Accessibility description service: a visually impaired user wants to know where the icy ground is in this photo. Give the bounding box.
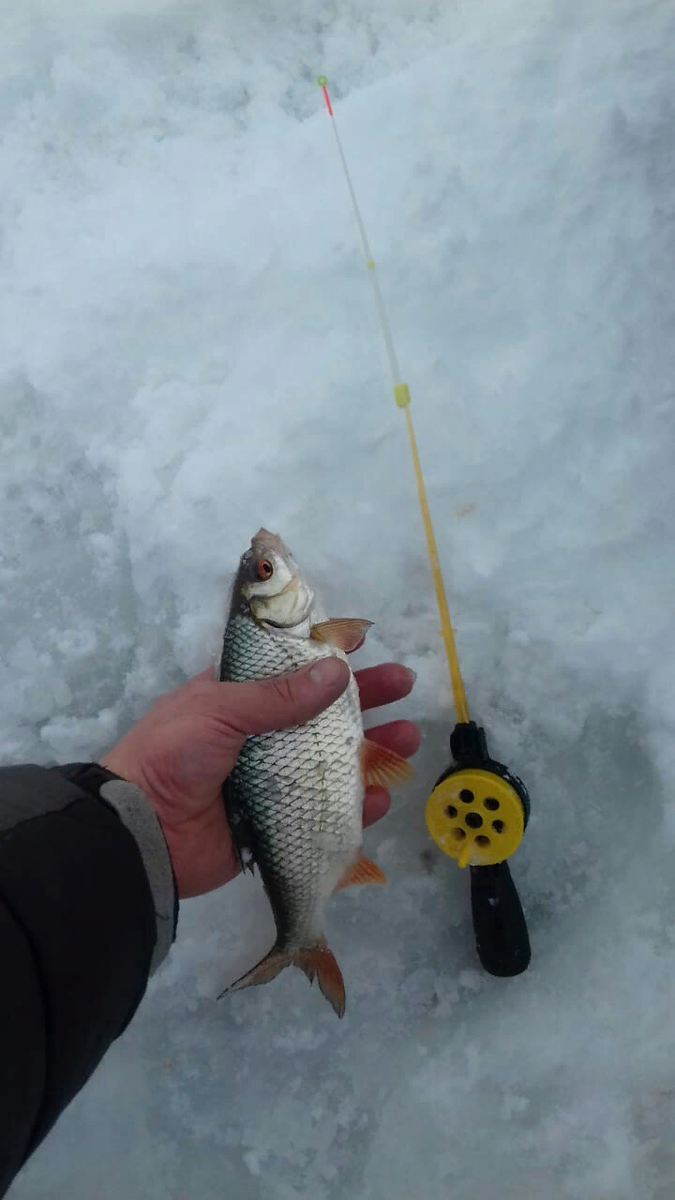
[2,0,675,1196]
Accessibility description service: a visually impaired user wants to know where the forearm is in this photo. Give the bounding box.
[0,763,177,1197]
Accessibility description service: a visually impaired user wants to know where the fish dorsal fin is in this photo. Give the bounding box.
[310,618,373,653]
[335,852,387,891]
[361,739,414,788]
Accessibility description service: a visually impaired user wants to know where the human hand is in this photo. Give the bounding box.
[100,658,419,899]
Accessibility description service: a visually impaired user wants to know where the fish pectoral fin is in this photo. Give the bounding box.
[219,941,346,1019]
[310,618,373,653]
[240,847,256,874]
[335,852,387,890]
[221,777,256,874]
[361,738,415,788]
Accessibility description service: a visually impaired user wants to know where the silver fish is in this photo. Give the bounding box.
[218,528,411,1017]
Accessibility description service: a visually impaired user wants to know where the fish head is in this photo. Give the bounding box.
[236,528,315,628]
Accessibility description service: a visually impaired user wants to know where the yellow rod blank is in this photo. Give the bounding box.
[402,402,470,723]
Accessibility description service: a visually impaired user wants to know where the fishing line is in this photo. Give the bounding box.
[317,76,469,726]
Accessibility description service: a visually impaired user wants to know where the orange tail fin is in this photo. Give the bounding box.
[295,944,346,1017]
[219,941,346,1018]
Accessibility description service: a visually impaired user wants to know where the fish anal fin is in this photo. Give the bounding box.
[310,618,373,653]
[361,738,414,788]
[336,852,387,890]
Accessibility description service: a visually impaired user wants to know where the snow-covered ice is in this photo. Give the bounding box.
[2,0,675,1196]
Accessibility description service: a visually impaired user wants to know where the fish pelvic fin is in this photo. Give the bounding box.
[219,939,346,1019]
[335,851,387,890]
[361,737,414,788]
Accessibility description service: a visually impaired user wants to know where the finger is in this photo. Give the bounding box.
[354,664,416,712]
[203,657,351,739]
[362,786,391,827]
[365,719,421,759]
[186,667,217,687]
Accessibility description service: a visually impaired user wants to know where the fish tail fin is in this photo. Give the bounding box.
[218,946,292,999]
[219,939,346,1018]
[295,941,346,1019]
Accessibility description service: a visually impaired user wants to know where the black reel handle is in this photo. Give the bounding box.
[449,721,532,979]
[470,861,531,977]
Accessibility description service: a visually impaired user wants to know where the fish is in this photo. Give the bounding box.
[217,528,412,1017]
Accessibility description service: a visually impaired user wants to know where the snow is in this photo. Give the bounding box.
[2,0,675,1196]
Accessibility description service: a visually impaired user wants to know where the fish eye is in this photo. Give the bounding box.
[256,558,274,581]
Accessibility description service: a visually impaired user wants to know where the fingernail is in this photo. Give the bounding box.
[406,668,418,685]
[309,657,347,687]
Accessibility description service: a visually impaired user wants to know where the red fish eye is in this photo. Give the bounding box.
[257,558,274,580]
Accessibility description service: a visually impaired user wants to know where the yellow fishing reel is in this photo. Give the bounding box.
[426,722,532,977]
[426,769,524,868]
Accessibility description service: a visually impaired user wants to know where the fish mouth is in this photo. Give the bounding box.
[246,572,315,628]
[240,573,298,600]
[250,527,286,554]
[248,575,314,628]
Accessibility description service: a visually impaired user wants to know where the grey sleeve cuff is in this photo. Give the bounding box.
[99,779,177,975]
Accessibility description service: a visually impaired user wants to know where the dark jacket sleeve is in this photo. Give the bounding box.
[0,763,178,1198]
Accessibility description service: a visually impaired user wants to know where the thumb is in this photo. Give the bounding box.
[207,656,351,739]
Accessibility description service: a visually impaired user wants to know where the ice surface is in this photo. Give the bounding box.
[2,0,675,1196]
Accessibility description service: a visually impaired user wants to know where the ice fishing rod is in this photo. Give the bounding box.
[317,77,531,977]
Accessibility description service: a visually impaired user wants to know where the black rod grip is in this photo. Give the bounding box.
[470,861,531,977]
